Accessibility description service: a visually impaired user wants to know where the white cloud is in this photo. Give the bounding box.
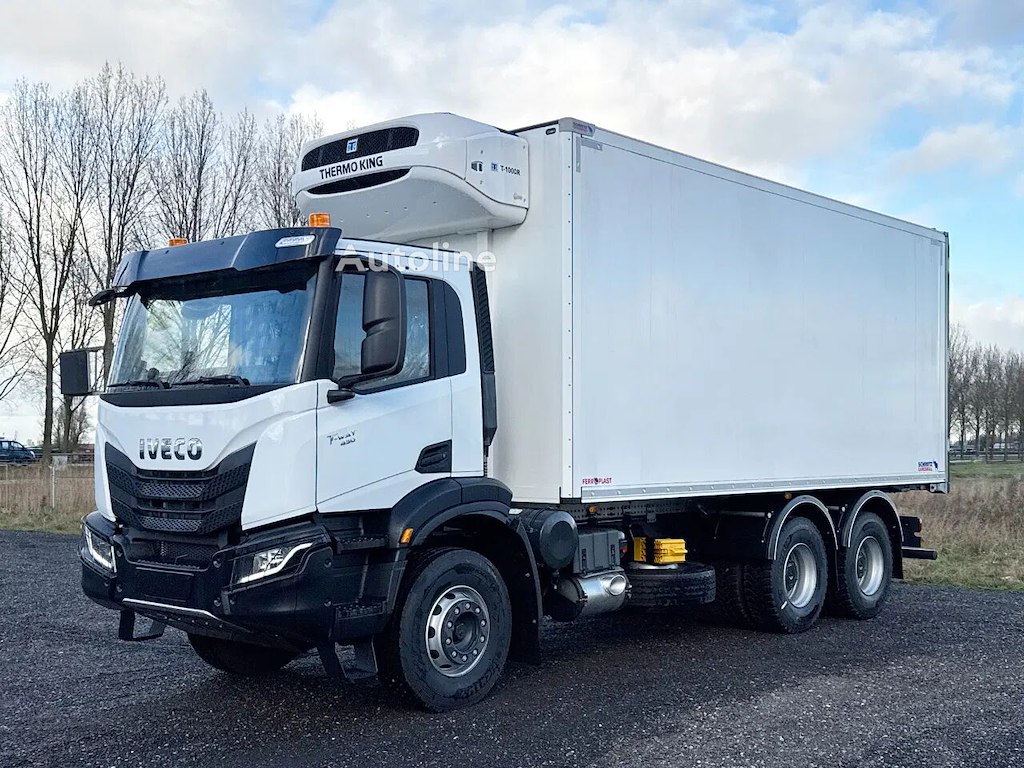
[894,123,1019,175]
[0,1,1019,179]
[0,0,300,106]
[275,1,1020,176]
[952,296,1024,351]
[2,2,1010,164]
[937,0,1024,45]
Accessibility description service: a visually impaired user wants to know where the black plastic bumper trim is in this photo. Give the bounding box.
[81,513,403,647]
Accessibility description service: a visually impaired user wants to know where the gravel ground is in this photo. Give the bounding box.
[2,530,1022,768]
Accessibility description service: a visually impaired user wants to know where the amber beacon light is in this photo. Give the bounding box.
[308,212,331,227]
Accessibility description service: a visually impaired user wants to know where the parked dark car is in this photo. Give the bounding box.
[0,439,38,464]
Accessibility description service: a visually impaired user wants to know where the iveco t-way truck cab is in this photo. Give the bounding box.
[64,113,942,711]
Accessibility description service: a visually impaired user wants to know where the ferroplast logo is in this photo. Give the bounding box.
[139,437,203,461]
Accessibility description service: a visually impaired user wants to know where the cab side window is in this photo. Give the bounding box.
[332,273,432,387]
[332,274,365,381]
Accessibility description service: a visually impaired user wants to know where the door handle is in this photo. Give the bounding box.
[415,441,452,473]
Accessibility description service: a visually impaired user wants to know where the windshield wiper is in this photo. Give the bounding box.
[172,375,251,387]
[107,378,170,389]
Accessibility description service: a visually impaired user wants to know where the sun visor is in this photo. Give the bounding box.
[110,227,342,293]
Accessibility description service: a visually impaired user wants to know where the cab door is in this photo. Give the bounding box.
[316,268,454,513]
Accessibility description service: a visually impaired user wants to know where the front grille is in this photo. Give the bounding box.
[132,540,220,569]
[307,169,409,196]
[106,443,254,536]
[301,126,419,171]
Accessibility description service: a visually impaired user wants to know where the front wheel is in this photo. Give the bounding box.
[188,634,298,676]
[376,547,512,711]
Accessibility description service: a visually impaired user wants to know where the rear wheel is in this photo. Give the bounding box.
[376,547,512,711]
[743,516,828,633]
[703,561,753,628]
[188,634,298,676]
[828,511,893,619]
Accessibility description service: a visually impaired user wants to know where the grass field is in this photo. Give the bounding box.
[947,460,1024,479]
[1,461,1021,591]
[0,465,93,534]
[902,462,1024,590]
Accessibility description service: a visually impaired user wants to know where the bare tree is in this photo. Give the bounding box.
[0,80,95,464]
[948,323,971,457]
[965,340,985,455]
[976,345,1004,461]
[153,90,219,241]
[255,112,323,229]
[1001,349,1022,461]
[1011,349,1024,461]
[53,401,91,454]
[81,63,166,380]
[152,92,258,241]
[0,209,30,400]
[209,108,258,237]
[54,261,100,453]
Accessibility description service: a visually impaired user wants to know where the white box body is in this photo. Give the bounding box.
[478,121,948,504]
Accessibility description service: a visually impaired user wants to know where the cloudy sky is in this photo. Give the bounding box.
[0,0,1021,439]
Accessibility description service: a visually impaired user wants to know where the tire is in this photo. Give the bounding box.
[828,511,893,619]
[628,562,716,609]
[376,547,512,712]
[702,561,753,628]
[743,516,828,633]
[188,634,298,676]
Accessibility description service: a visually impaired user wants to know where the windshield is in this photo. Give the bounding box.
[108,264,318,388]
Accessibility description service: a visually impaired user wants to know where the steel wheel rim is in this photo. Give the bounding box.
[855,536,885,597]
[425,585,490,677]
[783,543,817,609]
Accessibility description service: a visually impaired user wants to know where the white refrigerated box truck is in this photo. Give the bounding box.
[65,113,944,711]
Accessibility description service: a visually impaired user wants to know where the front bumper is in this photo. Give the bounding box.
[81,511,403,649]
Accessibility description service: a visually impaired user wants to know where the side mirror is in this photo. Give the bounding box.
[330,266,407,403]
[59,347,102,397]
[359,268,406,378]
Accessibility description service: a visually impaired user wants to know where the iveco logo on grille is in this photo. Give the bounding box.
[139,438,203,461]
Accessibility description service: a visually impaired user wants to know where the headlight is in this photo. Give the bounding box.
[232,541,314,585]
[83,525,116,573]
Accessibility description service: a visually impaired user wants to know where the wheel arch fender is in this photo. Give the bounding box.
[387,477,512,547]
[767,495,839,560]
[840,490,904,579]
[387,478,542,664]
